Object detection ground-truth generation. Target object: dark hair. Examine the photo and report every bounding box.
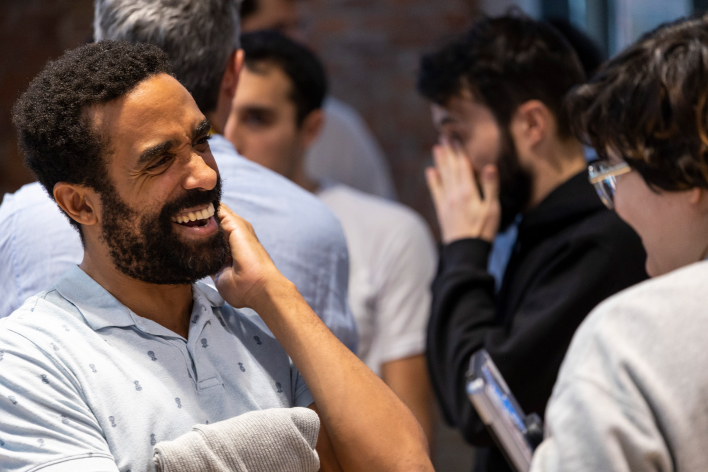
[547,18,604,77]
[240,0,298,22]
[241,30,328,126]
[94,0,241,114]
[567,14,708,191]
[417,14,585,138]
[12,40,173,232]
[241,0,257,19]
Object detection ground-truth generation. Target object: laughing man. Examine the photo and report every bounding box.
[0,41,432,472]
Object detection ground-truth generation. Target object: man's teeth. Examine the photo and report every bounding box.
[171,203,216,224]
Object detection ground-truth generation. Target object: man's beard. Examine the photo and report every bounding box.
[496,131,532,231]
[98,176,229,285]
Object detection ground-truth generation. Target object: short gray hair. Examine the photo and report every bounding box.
[94,0,242,114]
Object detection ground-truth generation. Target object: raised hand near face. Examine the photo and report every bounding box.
[214,203,288,310]
[425,138,501,244]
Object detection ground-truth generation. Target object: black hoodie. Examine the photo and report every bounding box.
[427,170,648,472]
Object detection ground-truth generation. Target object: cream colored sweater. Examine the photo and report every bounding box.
[532,260,708,472]
[153,407,320,472]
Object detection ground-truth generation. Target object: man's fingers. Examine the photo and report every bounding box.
[217,204,260,254]
[456,153,481,201]
[433,144,456,190]
[440,137,462,187]
[425,167,443,209]
[480,165,500,203]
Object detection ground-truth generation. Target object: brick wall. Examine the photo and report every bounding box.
[0,0,94,196]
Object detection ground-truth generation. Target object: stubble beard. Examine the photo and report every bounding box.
[496,131,532,231]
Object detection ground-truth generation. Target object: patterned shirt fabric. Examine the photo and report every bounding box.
[0,265,313,472]
[0,134,358,353]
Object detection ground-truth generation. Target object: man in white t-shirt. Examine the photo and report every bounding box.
[239,0,398,199]
[224,31,436,441]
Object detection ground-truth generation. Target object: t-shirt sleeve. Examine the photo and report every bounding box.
[370,213,437,368]
[0,325,118,472]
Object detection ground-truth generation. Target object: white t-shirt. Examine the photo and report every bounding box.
[306,98,397,200]
[317,183,437,376]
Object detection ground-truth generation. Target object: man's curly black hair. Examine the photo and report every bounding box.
[417,13,585,138]
[12,40,173,234]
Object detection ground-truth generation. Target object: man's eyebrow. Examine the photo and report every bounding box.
[136,119,211,168]
[240,105,275,114]
[137,140,178,166]
[194,119,211,138]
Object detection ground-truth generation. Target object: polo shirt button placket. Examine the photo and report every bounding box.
[189,301,222,392]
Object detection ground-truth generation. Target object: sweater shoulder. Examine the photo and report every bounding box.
[556,260,708,390]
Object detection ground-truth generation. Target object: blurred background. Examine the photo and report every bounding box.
[0,0,704,469]
[1,0,705,231]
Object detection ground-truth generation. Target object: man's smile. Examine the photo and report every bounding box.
[171,202,218,235]
[172,202,216,226]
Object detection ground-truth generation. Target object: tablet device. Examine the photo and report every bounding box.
[466,349,542,472]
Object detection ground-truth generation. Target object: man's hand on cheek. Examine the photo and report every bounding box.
[425,139,501,244]
[214,204,288,309]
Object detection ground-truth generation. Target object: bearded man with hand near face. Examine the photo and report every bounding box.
[0,41,433,472]
[418,14,648,472]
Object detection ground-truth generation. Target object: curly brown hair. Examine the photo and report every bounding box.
[567,14,708,191]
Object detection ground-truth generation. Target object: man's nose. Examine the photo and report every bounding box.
[183,152,218,191]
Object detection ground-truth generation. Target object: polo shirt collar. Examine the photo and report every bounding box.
[54,266,225,336]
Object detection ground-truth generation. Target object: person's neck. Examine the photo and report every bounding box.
[527,137,587,209]
[79,241,194,339]
[290,158,320,194]
[206,94,231,135]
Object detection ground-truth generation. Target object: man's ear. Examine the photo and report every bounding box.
[53,183,99,228]
[300,109,324,149]
[688,187,708,214]
[222,49,246,101]
[510,100,552,151]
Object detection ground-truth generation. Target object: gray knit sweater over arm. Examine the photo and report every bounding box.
[153,407,320,472]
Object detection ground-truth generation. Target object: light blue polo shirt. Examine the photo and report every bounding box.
[0,266,313,472]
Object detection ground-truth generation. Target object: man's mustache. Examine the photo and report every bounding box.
[160,175,223,221]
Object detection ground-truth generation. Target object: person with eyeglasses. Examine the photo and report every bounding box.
[531,14,708,472]
[418,14,648,472]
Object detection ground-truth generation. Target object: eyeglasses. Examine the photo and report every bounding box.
[588,160,631,210]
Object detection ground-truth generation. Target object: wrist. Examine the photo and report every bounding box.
[247,275,299,314]
[442,238,492,270]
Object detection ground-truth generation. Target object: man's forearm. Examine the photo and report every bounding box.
[250,278,433,472]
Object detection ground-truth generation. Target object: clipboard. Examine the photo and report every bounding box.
[466,349,543,472]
